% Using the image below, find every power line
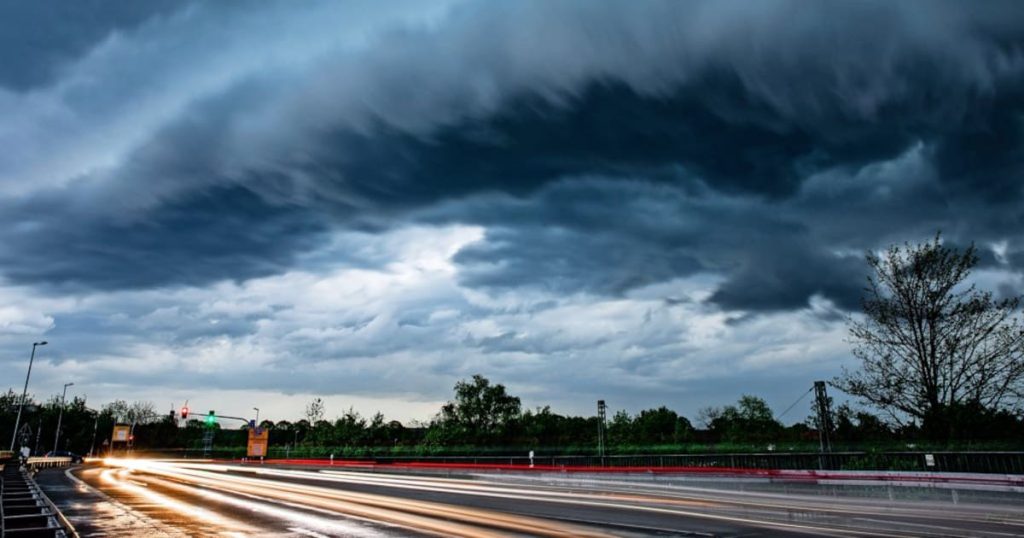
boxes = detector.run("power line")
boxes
[775,386,814,421]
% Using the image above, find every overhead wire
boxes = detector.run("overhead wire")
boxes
[775,386,814,421]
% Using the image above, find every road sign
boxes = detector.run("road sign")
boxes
[112,424,130,443]
[247,427,269,458]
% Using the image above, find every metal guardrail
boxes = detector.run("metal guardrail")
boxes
[22,459,72,471]
[1,462,78,538]
[368,451,1024,474]
[150,447,1024,474]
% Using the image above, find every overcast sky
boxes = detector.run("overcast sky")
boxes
[2,0,1023,425]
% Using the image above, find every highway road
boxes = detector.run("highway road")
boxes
[40,459,1024,537]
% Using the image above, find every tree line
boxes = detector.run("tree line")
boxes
[4,373,1021,458]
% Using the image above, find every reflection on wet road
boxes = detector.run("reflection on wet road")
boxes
[45,460,1024,537]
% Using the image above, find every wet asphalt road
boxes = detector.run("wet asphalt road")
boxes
[35,461,1024,537]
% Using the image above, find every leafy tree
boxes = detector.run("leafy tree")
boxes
[293,419,311,444]
[633,407,685,444]
[708,395,782,442]
[364,413,398,446]
[674,415,695,443]
[384,420,406,445]
[521,406,559,445]
[432,375,521,444]
[833,404,892,443]
[837,235,1024,437]
[607,410,635,445]
[332,408,367,446]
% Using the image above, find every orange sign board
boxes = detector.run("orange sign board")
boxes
[112,424,131,443]
[247,428,269,458]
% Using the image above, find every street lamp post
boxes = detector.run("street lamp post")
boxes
[89,411,99,457]
[253,407,260,426]
[53,382,75,453]
[10,341,48,451]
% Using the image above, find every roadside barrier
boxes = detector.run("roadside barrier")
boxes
[369,451,1024,474]
[161,448,1024,474]
[1,463,78,538]
[23,458,72,471]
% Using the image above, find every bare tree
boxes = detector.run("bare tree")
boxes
[128,401,158,424]
[836,235,1024,427]
[305,397,325,424]
[695,406,721,429]
[102,400,158,423]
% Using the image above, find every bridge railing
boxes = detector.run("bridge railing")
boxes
[370,451,1024,474]
[134,448,1024,474]
[24,457,73,470]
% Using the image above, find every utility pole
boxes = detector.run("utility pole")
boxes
[597,400,607,464]
[813,381,832,453]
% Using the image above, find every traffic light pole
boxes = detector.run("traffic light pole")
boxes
[199,413,251,458]
[215,415,252,425]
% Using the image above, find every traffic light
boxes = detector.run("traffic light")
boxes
[180,406,189,420]
[206,410,216,426]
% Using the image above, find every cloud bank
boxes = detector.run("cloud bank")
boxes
[1,0,1022,420]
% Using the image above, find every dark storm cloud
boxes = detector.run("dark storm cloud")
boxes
[319,82,847,203]
[3,0,1024,311]
[933,90,1024,204]
[0,0,189,90]
[0,186,326,290]
[436,179,869,310]
[707,248,867,312]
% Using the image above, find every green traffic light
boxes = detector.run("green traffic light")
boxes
[206,410,216,426]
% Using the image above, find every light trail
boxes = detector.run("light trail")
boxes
[91,459,1024,537]
[473,472,1024,529]
[121,471,402,538]
[102,459,618,537]
[182,463,1024,535]
[98,467,256,535]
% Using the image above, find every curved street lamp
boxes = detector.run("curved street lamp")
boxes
[53,382,75,453]
[9,341,48,451]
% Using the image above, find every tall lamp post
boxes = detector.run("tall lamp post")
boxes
[88,409,100,457]
[253,407,260,426]
[53,382,75,453]
[10,341,48,451]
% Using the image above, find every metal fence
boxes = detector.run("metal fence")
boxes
[154,448,1024,474]
[370,451,1024,474]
